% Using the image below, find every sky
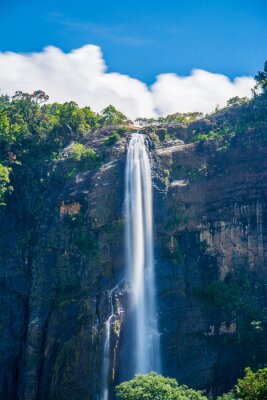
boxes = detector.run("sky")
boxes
[0,0,266,118]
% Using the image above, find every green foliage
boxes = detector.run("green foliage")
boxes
[115,369,267,400]
[191,73,267,145]
[193,129,233,142]
[68,143,97,162]
[193,134,209,142]
[116,127,128,135]
[201,280,240,312]
[102,131,121,145]
[217,367,267,400]
[217,392,236,400]
[136,112,203,127]
[197,265,267,368]
[64,166,78,180]
[65,143,99,179]
[46,101,101,136]
[255,61,267,93]
[116,372,208,400]
[0,91,132,202]
[227,97,249,107]
[135,117,159,126]
[100,105,131,125]
[236,367,267,400]
[0,91,101,165]
[0,163,12,205]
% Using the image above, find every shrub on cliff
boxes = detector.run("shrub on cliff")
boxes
[66,143,99,177]
[68,142,97,162]
[115,372,208,400]
[102,131,121,145]
[200,280,240,312]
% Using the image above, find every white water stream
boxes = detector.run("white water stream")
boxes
[101,133,160,399]
[101,290,115,400]
[125,133,161,374]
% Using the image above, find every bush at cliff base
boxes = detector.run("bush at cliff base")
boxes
[218,367,267,400]
[115,372,208,400]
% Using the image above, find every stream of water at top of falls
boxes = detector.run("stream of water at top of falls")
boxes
[125,133,161,374]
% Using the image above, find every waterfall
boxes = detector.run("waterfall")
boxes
[125,133,161,374]
[101,291,115,400]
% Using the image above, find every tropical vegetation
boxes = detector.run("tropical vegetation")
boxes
[115,368,267,400]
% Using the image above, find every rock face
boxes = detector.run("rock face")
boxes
[153,130,267,395]
[0,116,267,399]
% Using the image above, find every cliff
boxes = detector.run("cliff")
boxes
[0,96,267,399]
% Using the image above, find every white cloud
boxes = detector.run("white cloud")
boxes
[0,44,255,119]
[152,70,254,115]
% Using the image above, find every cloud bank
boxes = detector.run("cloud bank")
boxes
[0,45,254,119]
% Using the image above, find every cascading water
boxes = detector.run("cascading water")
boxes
[101,291,115,400]
[125,133,161,374]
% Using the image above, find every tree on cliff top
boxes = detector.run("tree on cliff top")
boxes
[255,61,267,93]
[115,372,208,400]
[100,105,132,125]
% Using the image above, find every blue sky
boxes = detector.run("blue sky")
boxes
[1,0,267,83]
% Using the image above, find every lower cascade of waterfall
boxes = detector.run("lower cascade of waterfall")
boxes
[100,281,127,400]
[125,133,161,374]
[101,289,115,400]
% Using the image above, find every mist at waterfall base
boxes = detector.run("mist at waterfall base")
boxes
[118,133,161,380]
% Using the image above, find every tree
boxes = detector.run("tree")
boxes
[227,97,249,107]
[236,368,267,400]
[217,368,267,400]
[255,61,267,93]
[115,372,208,400]
[100,105,131,126]
[31,90,49,104]
[135,112,203,127]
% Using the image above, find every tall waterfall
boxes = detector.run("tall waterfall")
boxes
[125,133,161,374]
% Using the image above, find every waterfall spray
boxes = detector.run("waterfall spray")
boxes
[125,133,161,374]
